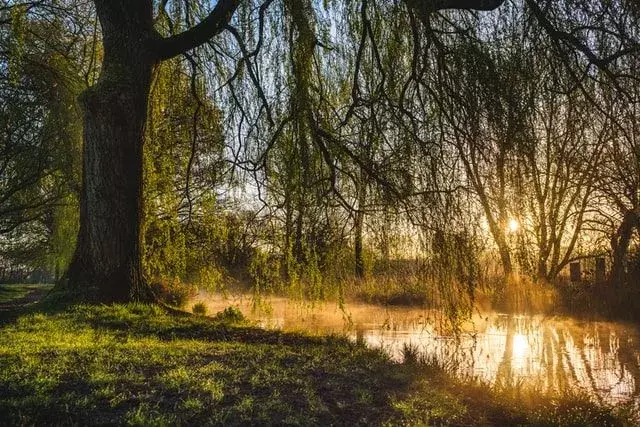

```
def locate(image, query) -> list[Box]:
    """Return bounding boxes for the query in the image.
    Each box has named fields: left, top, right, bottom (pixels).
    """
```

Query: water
left=192, top=293, right=640, bottom=406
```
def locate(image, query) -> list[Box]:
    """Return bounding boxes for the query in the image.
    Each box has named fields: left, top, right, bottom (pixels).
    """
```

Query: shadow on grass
left=0, top=300, right=411, bottom=425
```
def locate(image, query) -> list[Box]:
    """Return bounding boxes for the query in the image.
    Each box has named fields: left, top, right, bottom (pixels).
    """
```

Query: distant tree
left=0, top=4, right=87, bottom=278
left=519, top=86, right=605, bottom=281
left=595, top=71, right=640, bottom=287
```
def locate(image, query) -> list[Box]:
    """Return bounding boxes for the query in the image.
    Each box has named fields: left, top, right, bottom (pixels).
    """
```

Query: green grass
left=0, top=296, right=636, bottom=425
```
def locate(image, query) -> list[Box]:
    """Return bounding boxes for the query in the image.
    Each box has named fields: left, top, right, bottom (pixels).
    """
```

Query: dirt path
left=0, top=285, right=52, bottom=312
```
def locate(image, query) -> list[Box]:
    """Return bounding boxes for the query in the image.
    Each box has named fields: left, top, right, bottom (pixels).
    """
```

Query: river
left=191, top=292, right=640, bottom=406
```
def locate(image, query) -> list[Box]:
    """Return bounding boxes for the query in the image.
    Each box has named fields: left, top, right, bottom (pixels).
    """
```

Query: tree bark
left=63, top=1, right=156, bottom=302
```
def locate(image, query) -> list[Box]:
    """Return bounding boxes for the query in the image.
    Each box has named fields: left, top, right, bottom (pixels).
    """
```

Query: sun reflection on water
left=512, top=333, right=529, bottom=359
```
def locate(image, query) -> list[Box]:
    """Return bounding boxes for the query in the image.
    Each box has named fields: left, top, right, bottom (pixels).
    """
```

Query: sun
left=507, top=218, right=520, bottom=233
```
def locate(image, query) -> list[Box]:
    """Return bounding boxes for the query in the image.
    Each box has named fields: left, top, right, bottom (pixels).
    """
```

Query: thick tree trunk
left=56, top=0, right=239, bottom=302
left=63, top=1, right=156, bottom=302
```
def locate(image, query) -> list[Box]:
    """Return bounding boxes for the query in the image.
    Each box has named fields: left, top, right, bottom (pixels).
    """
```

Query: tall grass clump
left=192, top=302, right=207, bottom=315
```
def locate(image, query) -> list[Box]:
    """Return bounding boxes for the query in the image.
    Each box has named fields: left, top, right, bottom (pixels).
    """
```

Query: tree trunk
left=354, top=168, right=367, bottom=278
left=610, top=207, right=640, bottom=287
left=63, top=1, right=156, bottom=302
left=484, top=216, right=512, bottom=276
left=354, top=214, right=365, bottom=278
left=537, top=259, right=548, bottom=282
left=354, top=208, right=365, bottom=279
left=294, top=208, right=305, bottom=264
left=497, top=238, right=513, bottom=276
left=283, top=195, right=294, bottom=282
left=54, top=0, right=240, bottom=302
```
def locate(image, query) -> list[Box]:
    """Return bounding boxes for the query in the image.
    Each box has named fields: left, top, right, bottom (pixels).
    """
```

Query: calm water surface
left=192, top=292, right=640, bottom=405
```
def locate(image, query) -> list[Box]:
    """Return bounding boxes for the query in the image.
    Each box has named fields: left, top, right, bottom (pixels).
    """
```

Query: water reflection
left=192, top=293, right=640, bottom=405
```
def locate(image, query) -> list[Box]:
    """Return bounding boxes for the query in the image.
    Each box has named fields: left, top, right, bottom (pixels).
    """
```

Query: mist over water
left=193, top=292, right=640, bottom=406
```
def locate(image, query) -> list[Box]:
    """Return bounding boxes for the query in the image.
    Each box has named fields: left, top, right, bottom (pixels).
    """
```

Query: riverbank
left=345, top=274, right=640, bottom=323
left=0, top=284, right=635, bottom=425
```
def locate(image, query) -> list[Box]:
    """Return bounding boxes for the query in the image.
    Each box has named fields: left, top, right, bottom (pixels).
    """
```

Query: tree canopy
left=0, top=0, right=639, bottom=311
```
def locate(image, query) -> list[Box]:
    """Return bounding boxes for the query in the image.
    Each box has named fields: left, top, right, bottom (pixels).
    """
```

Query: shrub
left=150, top=277, right=197, bottom=307
left=192, top=302, right=207, bottom=316
left=212, top=306, right=246, bottom=323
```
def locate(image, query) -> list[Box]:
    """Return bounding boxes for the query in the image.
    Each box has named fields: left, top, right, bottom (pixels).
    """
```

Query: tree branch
left=154, top=0, right=241, bottom=61
left=405, top=0, right=504, bottom=15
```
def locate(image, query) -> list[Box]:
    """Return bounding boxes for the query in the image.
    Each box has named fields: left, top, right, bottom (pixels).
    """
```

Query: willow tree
left=63, top=0, right=241, bottom=301
left=53, top=0, right=505, bottom=302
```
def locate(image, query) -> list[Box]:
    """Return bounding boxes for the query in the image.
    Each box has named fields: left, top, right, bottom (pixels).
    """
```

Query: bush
left=192, top=302, right=207, bottom=316
left=150, top=277, right=197, bottom=307
left=212, top=306, right=246, bottom=323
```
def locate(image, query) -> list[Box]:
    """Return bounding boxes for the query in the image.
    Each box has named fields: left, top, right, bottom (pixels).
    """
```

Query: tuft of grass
left=0, top=302, right=635, bottom=426
left=401, top=342, right=421, bottom=365
left=192, top=302, right=207, bottom=316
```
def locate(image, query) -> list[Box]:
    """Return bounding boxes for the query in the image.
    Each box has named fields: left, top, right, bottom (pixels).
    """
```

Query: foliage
left=142, top=55, right=225, bottom=285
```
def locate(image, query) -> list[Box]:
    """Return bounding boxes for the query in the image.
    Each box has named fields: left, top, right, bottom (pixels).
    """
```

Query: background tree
left=0, top=2, right=91, bottom=280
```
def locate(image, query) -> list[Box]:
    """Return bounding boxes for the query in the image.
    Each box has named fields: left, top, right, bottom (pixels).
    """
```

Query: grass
left=0, top=284, right=53, bottom=304
left=0, top=290, right=636, bottom=425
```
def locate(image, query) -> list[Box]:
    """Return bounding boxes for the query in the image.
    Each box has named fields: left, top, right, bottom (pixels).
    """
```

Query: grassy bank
left=0, top=285, right=635, bottom=425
